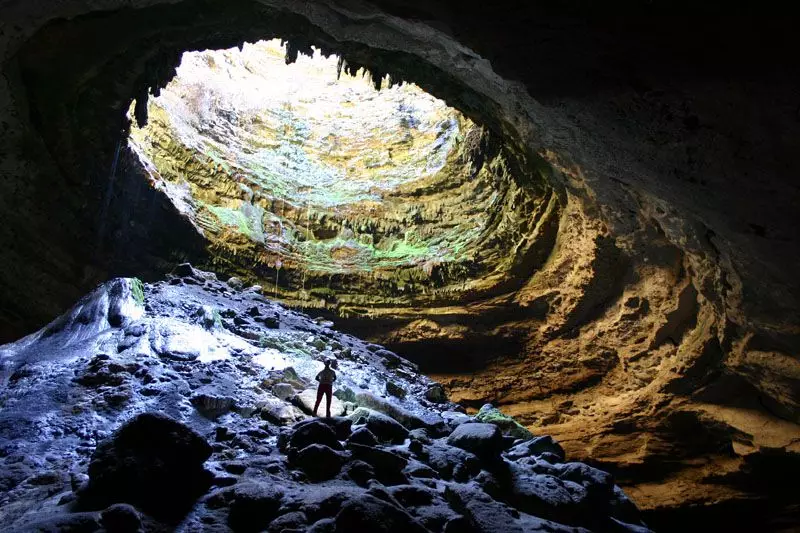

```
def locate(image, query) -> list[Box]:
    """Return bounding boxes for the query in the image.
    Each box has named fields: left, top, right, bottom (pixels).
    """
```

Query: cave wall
left=1, top=0, right=799, bottom=527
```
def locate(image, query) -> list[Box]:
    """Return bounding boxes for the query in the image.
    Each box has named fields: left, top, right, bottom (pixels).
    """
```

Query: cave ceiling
left=1, top=0, right=799, bottom=528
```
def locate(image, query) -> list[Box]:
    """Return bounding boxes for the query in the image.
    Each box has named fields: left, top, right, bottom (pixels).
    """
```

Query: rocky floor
left=0, top=266, right=649, bottom=532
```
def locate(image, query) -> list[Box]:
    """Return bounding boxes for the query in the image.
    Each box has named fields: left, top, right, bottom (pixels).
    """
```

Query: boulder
left=350, top=407, right=409, bottom=444
left=424, top=384, right=448, bottom=404
left=288, top=419, right=343, bottom=451
left=348, top=426, right=379, bottom=447
left=173, top=263, right=210, bottom=280
left=260, top=398, right=305, bottom=426
left=385, top=381, right=406, bottom=399
left=191, top=393, right=236, bottom=419
left=260, top=313, right=280, bottom=329
left=510, top=468, right=579, bottom=516
left=423, top=441, right=481, bottom=481
left=355, top=392, right=446, bottom=434
left=268, top=511, right=309, bottom=532
left=387, top=484, right=436, bottom=507
left=500, top=461, right=613, bottom=528
left=444, top=485, right=524, bottom=533
left=408, top=428, right=432, bottom=445
left=320, top=416, right=354, bottom=440
left=291, top=444, right=347, bottom=481
left=355, top=392, right=415, bottom=426
left=403, top=461, right=440, bottom=480
left=474, top=404, right=533, bottom=441
left=505, top=435, right=565, bottom=463
left=100, top=503, right=142, bottom=533
left=272, top=382, right=295, bottom=400
left=227, top=481, right=284, bottom=532
left=334, top=494, right=428, bottom=533
left=552, top=461, right=615, bottom=511
left=447, top=423, right=504, bottom=460
left=348, top=443, right=408, bottom=485
left=334, top=386, right=356, bottom=403
left=441, top=410, right=471, bottom=429
left=343, top=459, right=376, bottom=486
left=81, top=413, right=212, bottom=520
left=227, top=277, right=244, bottom=290
left=276, top=367, right=307, bottom=389
left=293, top=389, right=348, bottom=417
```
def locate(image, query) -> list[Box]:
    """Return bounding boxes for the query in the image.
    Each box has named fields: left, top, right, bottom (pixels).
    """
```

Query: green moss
left=474, top=404, right=534, bottom=441
left=131, top=278, right=145, bottom=306
left=309, top=287, right=337, bottom=299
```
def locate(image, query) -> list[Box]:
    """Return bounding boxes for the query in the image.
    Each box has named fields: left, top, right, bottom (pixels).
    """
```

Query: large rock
left=100, top=503, right=142, bottom=533
left=260, top=397, right=305, bottom=425
left=291, top=444, right=347, bottom=481
left=227, top=276, right=244, bottom=290
left=288, top=419, right=343, bottom=451
left=505, top=435, right=565, bottom=463
left=348, top=443, right=408, bottom=485
left=347, top=426, right=379, bottom=447
left=268, top=511, right=309, bottom=532
left=424, top=384, right=448, bottom=404
left=191, top=393, right=236, bottom=419
left=272, top=382, right=296, bottom=400
left=385, top=381, right=406, bottom=399
left=350, top=407, right=409, bottom=444
left=342, top=459, right=376, bottom=486
left=293, top=388, right=348, bottom=417
left=334, top=494, right=428, bottom=533
left=444, top=485, right=525, bottom=533
left=551, top=461, right=616, bottom=512
left=227, top=481, right=284, bottom=532
left=421, top=441, right=481, bottom=481
left=354, top=392, right=442, bottom=432
left=504, top=465, right=585, bottom=523
left=441, top=410, right=471, bottom=429
left=473, top=404, right=533, bottom=441
left=447, top=422, right=505, bottom=460
left=80, top=413, right=212, bottom=520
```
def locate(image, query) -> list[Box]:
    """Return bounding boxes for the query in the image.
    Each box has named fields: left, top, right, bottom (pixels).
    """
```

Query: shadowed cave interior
left=0, top=1, right=799, bottom=532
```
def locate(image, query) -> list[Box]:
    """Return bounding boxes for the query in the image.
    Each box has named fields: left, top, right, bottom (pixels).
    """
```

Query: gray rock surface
left=447, top=423, right=505, bottom=460
left=0, top=271, right=650, bottom=532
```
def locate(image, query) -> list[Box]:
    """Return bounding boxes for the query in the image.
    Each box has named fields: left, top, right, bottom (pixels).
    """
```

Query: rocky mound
left=0, top=267, right=650, bottom=531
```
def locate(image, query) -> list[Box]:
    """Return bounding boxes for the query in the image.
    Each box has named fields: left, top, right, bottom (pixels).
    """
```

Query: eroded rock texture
left=0, top=0, right=798, bottom=530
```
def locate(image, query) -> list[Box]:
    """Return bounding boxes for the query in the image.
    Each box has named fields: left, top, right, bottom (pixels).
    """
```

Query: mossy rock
left=130, top=278, right=145, bottom=306
left=474, top=403, right=533, bottom=441
left=333, top=386, right=356, bottom=403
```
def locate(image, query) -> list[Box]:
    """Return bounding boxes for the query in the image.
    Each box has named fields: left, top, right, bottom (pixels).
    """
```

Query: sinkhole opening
left=127, top=39, right=554, bottom=321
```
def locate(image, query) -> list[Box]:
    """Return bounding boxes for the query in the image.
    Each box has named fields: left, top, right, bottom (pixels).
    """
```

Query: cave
left=1, top=1, right=798, bottom=532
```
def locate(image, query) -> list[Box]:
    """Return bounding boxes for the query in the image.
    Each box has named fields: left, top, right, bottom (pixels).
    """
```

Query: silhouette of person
left=313, top=360, right=337, bottom=418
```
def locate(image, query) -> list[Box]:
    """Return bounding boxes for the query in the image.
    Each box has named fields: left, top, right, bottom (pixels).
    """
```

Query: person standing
left=313, top=360, right=337, bottom=418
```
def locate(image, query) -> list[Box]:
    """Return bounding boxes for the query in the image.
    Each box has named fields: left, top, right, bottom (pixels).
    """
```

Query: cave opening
left=122, top=38, right=560, bottom=376
left=3, top=1, right=798, bottom=530
left=128, top=39, right=490, bottom=306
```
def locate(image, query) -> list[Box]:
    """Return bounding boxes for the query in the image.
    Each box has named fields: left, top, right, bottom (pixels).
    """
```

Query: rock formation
left=0, top=0, right=798, bottom=530
left=0, top=270, right=650, bottom=532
